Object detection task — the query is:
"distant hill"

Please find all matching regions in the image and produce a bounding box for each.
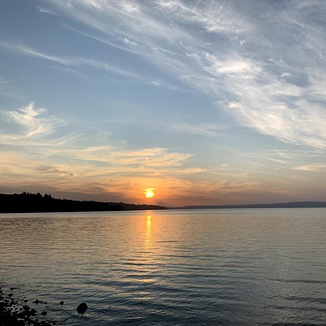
[0,192,166,213]
[177,201,326,209]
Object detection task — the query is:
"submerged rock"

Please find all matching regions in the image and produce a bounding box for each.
[77,302,88,313]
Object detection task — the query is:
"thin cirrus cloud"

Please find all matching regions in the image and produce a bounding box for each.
[44,0,326,149]
[0,103,61,141]
[0,41,140,79]
[0,39,185,90]
[294,163,326,172]
[56,146,194,170]
[168,121,225,137]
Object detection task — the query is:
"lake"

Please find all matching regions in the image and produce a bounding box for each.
[0,208,326,325]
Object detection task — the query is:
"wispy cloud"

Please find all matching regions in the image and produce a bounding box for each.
[0,39,186,90]
[109,147,192,166]
[0,105,195,171]
[52,146,193,170]
[44,0,326,149]
[0,41,140,78]
[0,42,68,64]
[294,163,326,172]
[36,6,57,16]
[168,122,224,136]
[0,103,61,140]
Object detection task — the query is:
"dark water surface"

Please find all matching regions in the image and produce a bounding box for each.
[0,208,325,325]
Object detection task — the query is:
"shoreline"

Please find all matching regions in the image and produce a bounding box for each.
[0,286,56,326]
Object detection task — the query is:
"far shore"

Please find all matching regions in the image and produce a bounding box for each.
[175,201,326,210]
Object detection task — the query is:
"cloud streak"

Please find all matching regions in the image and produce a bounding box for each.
[294,163,326,172]
[0,41,140,78]
[1,103,61,140]
[43,0,326,148]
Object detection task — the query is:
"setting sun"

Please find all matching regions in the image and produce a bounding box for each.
[145,188,155,198]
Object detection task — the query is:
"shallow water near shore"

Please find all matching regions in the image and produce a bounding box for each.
[1,208,326,325]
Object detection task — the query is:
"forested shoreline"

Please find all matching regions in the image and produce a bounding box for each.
[0,192,166,213]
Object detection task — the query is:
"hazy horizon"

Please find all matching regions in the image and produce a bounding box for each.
[1,1,325,207]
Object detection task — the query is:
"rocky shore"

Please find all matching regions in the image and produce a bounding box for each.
[0,285,89,325]
[0,285,56,326]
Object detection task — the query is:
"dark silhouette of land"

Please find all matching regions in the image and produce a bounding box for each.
[178,201,326,209]
[0,192,166,213]
[1,192,325,213]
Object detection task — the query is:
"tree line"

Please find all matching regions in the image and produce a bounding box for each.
[0,192,166,213]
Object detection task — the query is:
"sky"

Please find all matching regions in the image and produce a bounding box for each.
[0,0,325,207]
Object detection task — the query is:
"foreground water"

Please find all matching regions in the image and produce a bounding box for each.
[0,208,326,325]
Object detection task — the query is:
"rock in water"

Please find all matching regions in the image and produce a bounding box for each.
[60,300,64,305]
[77,302,88,313]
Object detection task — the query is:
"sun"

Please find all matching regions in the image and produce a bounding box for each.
[144,188,155,198]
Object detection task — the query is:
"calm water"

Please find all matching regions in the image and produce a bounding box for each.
[0,208,326,325]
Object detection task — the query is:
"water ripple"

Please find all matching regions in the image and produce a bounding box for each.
[0,208,326,325]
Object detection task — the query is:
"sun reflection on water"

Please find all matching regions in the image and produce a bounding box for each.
[145,215,152,249]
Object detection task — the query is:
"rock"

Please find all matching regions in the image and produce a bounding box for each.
[41,311,47,316]
[33,299,40,304]
[59,300,64,305]
[25,309,32,317]
[77,302,88,313]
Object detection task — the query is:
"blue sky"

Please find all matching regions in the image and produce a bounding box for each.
[0,0,325,206]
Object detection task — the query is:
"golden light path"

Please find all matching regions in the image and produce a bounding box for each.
[145,215,152,246]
